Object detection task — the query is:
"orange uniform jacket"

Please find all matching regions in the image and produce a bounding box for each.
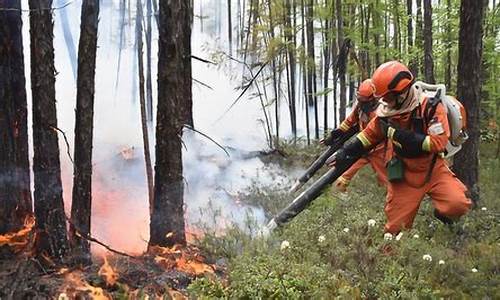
[337,104,387,187]
[356,97,447,187]
[354,97,471,233]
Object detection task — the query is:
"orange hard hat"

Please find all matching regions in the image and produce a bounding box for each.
[357,79,375,102]
[372,61,414,98]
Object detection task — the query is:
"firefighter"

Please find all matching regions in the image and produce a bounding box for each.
[322,79,388,192]
[328,61,472,234]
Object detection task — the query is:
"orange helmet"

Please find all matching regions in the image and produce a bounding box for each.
[372,61,414,98]
[357,79,375,102]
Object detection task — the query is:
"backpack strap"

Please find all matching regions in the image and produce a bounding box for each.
[404,90,443,188]
[423,89,443,127]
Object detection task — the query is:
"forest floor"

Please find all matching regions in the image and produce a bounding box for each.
[188,140,500,299]
[0,141,498,299]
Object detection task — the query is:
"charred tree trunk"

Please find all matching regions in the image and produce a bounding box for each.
[336,0,346,122]
[0,0,32,236]
[136,0,154,216]
[69,0,99,265]
[423,0,435,83]
[150,0,193,247]
[453,0,486,205]
[146,0,154,121]
[29,0,69,260]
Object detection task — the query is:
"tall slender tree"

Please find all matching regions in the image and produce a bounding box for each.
[444,0,452,88]
[336,0,347,122]
[69,0,99,265]
[301,0,310,144]
[322,1,331,134]
[330,0,338,127]
[29,0,69,259]
[372,0,381,67]
[146,0,154,121]
[415,0,423,78]
[423,0,435,83]
[150,0,193,247]
[284,0,297,137]
[228,0,233,56]
[392,0,401,57]
[407,0,418,75]
[0,0,32,236]
[453,0,487,205]
[136,0,154,216]
[306,0,318,139]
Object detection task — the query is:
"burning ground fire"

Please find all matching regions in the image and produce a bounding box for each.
[149,244,215,276]
[0,215,35,253]
[56,246,215,299]
[1,215,216,298]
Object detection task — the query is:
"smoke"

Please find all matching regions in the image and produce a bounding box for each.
[18,0,292,254]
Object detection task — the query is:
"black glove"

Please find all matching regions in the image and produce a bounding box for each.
[379,118,427,157]
[392,128,427,157]
[359,101,379,113]
[321,128,345,146]
[378,118,391,136]
[325,137,366,171]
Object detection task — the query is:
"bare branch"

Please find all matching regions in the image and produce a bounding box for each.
[183,124,230,157]
[50,125,74,164]
[65,215,139,259]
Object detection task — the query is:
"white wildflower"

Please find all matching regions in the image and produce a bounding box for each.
[422,254,433,262]
[384,233,393,241]
[367,219,377,227]
[471,268,478,273]
[318,235,326,243]
[58,294,69,300]
[395,232,404,241]
[413,234,420,239]
[481,207,487,211]
[343,227,350,233]
[280,240,290,251]
[438,260,445,265]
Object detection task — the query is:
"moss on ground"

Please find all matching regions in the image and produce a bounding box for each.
[189,142,500,299]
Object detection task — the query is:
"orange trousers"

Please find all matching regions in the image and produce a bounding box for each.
[384,158,472,234]
[337,147,388,189]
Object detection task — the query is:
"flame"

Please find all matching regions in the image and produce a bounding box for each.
[150,245,215,276]
[98,256,119,286]
[0,215,35,253]
[61,271,111,300]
